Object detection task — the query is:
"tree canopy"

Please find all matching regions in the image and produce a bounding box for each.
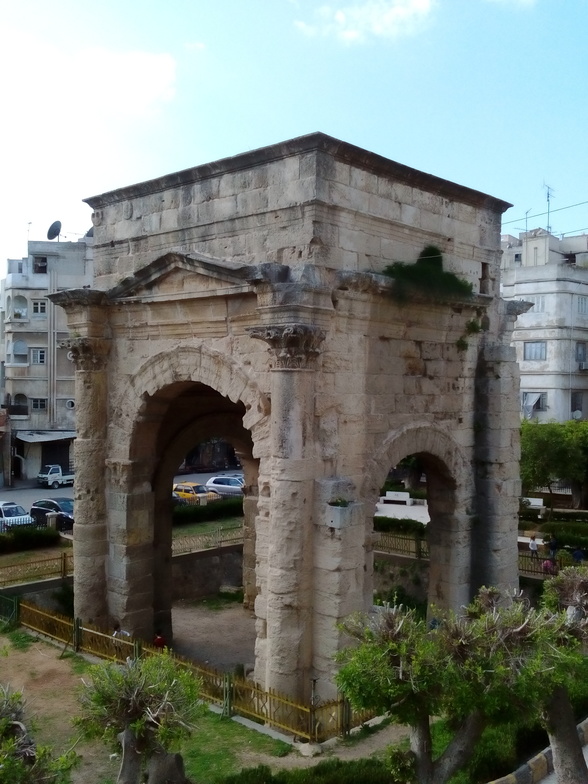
[336,586,588,784]
[75,651,204,784]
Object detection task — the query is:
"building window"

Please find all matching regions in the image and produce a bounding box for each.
[523,341,547,361]
[577,343,587,362]
[572,391,584,415]
[579,297,588,315]
[523,295,546,313]
[31,349,46,365]
[32,300,47,315]
[12,340,28,363]
[12,394,28,416]
[533,247,538,266]
[31,398,47,411]
[514,253,522,265]
[32,257,47,274]
[522,391,547,417]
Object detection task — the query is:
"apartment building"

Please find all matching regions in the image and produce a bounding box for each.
[0,235,93,484]
[501,228,588,423]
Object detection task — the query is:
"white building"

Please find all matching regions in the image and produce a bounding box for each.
[0,235,93,483]
[501,228,588,423]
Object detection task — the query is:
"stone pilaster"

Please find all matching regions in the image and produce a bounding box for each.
[472,341,521,592]
[61,336,111,625]
[248,323,324,700]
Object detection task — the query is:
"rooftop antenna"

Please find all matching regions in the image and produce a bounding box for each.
[543,183,554,234]
[46,220,62,241]
[525,208,531,235]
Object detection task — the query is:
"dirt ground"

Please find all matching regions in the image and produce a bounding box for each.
[0,603,409,782]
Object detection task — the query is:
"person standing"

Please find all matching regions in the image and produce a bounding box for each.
[529,535,539,561]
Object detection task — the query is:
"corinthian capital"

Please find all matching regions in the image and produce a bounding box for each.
[60,337,110,371]
[248,323,325,369]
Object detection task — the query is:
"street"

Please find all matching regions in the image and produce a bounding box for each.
[0,470,244,514]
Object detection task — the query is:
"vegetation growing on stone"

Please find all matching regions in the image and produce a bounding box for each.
[382,245,473,303]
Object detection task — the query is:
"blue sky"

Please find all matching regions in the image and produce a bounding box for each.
[2,0,588,270]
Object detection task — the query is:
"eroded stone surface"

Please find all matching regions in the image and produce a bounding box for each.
[52,133,520,700]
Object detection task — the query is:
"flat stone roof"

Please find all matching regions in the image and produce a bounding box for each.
[84,132,512,214]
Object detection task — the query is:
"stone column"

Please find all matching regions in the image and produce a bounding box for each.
[472,300,529,593]
[248,323,324,700]
[61,336,111,625]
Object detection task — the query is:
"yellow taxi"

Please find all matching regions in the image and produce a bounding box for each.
[172,482,221,506]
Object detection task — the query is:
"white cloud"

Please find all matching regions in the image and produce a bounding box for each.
[0,27,176,268]
[295,0,434,43]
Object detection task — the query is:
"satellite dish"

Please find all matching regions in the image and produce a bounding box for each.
[47,221,62,240]
[572,410,582,420]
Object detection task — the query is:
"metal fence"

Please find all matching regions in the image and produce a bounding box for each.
[375,531,429,559]
[172,526,243,556]
[0,529,243,588]
[11,599,373,743]
[0,551,73,587]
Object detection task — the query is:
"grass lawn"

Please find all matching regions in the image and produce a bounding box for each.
[172,516,243,538]
[0,628,293,784]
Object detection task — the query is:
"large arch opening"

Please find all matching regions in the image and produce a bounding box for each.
[138,382,258,642]
[366,423,474,612]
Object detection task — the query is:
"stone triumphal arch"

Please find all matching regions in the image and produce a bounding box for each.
[52,133,524,700]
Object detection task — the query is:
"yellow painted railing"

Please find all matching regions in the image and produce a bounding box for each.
[16,600,373,743]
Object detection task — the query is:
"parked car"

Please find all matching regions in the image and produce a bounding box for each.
[172,491,188,506]
[172,482,221,505]
[0,502,34,533]
[30,498,74,531]
[204,475,245,497]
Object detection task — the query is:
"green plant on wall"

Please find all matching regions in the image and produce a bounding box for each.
[382,244,473,303]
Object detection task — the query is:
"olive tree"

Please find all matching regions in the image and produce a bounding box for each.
[336,588,588,784]
[75,650,204,784]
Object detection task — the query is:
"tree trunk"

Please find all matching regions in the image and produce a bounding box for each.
[432,711,485,784]
[117,728,143,784]
[544,685,588,784]
[410,711,435,784]
[571,480,582,510]
[146,751,189,784]
[404,462,423,491]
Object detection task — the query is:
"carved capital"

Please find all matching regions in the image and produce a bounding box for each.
[248,323,325,368]
[60,337,111,371]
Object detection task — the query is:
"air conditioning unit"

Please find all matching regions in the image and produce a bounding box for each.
[579,362,588,371]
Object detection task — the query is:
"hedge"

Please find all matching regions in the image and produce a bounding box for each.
[373,516,426,536]
[0,526,62,554]
[172,497,243,525]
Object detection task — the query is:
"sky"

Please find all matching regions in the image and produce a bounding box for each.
[2,0,588,272]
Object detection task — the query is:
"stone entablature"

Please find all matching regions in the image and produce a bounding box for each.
[85,133,509,298]
[55,134,520,701]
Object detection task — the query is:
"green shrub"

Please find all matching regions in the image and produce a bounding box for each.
[382,245,473,304]
[537,521,588,549]
[373,517,426,536]
[374,585,427,619]
[0,526,61,554]
[172,497,243,526]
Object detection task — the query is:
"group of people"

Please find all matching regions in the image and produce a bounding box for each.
[528,534,585,576]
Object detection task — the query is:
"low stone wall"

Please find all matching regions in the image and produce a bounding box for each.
[171,545,243,601]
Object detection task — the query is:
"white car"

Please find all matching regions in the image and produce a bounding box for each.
[0,502,35,533]
[205,475,244,497]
